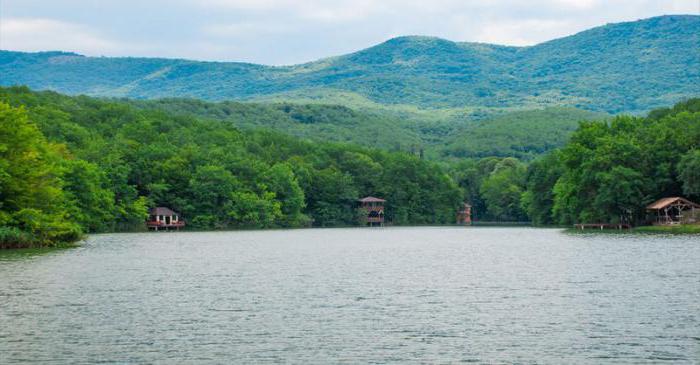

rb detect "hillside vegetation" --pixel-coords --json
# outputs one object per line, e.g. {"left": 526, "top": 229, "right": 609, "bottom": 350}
{"left": 1, "top": 87, "right": 697, "bottom": 247}
{"left": 1, "top": 15, "right": 697, "bottom": 114}
{"left": 127, "top": 98, "right": 423, "bottom": 150}
{"left": 441, "top": 107, "right": 608, "bottom": 160}
{"left": 124, "top": 96, "right": 604, "bottom": 159}
{"left": 524, "top": 99, "right": 700, "bottom": 225}
{"left": 0, "top": 86, "right": 462, "bottom": 247}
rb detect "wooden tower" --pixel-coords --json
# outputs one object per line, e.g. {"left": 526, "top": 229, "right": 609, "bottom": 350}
{"left": 359, "top": 196, "right": 386, "bottom": 227}
{"left": 456, "top": 203, "right": 472, "bottom": 225}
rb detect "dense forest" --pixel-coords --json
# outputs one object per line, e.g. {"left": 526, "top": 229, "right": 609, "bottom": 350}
{"left": 0, "top": 86, "right": 698, "bottom": 248}
{"left": 525, "top": 98, "right": 700, "bottom": 225}
{"left": 0, "top": 86, "right": 462, "bottom": 248}
{"left": 453, "top": 98, "right": 700, "bottom": 225}
{"left": 125, "top": 97, "right": 604, "bottom": 160}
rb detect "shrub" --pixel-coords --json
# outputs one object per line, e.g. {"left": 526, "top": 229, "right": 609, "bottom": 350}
{"left": 0, "top": 227, "right": 37, "bottom": 249}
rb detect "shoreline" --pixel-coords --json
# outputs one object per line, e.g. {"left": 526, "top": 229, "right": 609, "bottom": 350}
{"left": 0, "top": 241, "right": 81, "bottom": 256}
{"left": 565, "top": 225, "right": 700, "bottom": 235}
{"left": 3, "top": 224, "right": 699, "bottom": 251}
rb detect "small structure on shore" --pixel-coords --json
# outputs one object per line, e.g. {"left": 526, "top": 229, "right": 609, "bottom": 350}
{"left": 359, "top": 196, "right": 385, "bottom": 227}
{"left": 147, "top": 207, "right": 185, "bottom": 231}
{"left": 646, "top": 197, "right": 700, "bottom": 225}
{"left": 574, "top": 223, "right": 631, "bottom": 230}
{"left": 456, "top": 203, "right": 472, "bottom": 225}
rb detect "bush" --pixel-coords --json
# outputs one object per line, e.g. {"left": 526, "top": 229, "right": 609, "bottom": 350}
{"left": 0, "top": 227, "right": 37, "bottom": 249}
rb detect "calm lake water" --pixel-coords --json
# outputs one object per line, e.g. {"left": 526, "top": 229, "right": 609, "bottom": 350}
{"left": 0, "top": 227, "right": 698, "bottom": 364}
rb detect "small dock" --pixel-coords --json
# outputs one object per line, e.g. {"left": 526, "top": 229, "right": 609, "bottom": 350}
{"left": 574, "top": 223, "right": 631, "bottom": 230}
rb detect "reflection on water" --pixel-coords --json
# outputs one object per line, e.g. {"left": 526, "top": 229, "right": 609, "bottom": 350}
{"left": 0, "top": 228, "right": 698, "bottom": 363}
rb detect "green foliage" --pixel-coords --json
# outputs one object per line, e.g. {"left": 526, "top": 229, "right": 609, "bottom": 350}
{"left": 123, "top": 96, "right": 607, "bottom": 162}
{"left": 62, "top": 159, "right": 117, "bottom": 232}
{"left": 0, "top": 86, "right": 464, "bottom": 236}
{"left": 305, "top": 168, "right": 358, "bottom": 227}
{"left": 0, "top": 102, "right": 84, "bottom": 246}
{"left": 128, "top": 98, "right": 423, "bottom": 151}
{"left": 0, "top": 226, "right": 37, "bottom": 249}
{"left": 521, "top": 152, "right": 564, "bottom": 225}
{"left": 449, "top": 157, "right": 527, "bottom": 222}
{"left": 449, "top": 98, "right": 700, "bottom": 226}
{"left": 479, "top": 158, "right": 527, "bottom": 221}
{"left": 441, "top": 108, "right": 607, "bottom": 160}
{"left": 263, "top": 163, "right": 308, "bottom": 227}
{"left": 226, "top": 191, "right": 282, "bottom": 229}
{"left": 540, "top": 98, "right": 700, "bottom": 225}
{"left": 1, "top": 16, "right": 697, "bottom": 114}
{"left": 633, "top": 225, "right": 700, "bottom": 234}
{"left": 678, "top": 150, "right": 700, "bottom": 198}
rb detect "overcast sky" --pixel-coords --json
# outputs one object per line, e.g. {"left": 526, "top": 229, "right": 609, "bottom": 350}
{"left": 0, "top": 0, "right": 697, "bottom": 65}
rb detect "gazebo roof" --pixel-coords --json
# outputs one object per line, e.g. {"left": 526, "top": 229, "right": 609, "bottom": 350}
{"left": 646, "top": 197, "right": 700, "bottom": 210}
{"left": 358, "top": 196, "right": 386, "bottom": 203}
{"left": 149, "top": 207, "right": 179, "bottom": 216}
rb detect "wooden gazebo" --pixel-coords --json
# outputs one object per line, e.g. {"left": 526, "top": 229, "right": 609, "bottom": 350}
{"left": 359, "top": 196, "right": 385, "bottom": 227}
{"left": 456, "top": 203, "right": 472, "bottom": 225}
{"left": 146, "top": 207, "right": 185, "bottom": 231}
{"left": 646, "top": 197, "right": 700, "bottom": 225}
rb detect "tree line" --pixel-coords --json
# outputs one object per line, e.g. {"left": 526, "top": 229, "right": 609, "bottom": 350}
{"left": 0, "top": 86, "right": 697, "bottom": 248}
{"left": 449, "top": 98, "right": 700, "bottom": 225}
{"left": 0, "top": 86, "right": 462, "bottom": 248}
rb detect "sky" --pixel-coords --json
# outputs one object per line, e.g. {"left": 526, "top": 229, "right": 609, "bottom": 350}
{"left": 0, "top": 0, "right": 697, "bottom": 65}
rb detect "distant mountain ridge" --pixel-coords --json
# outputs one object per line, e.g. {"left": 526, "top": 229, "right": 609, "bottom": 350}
{"left": 1, "top": 15, "right": 698, "bottom": 113}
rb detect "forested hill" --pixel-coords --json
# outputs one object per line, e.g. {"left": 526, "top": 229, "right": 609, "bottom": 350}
{"left": 1, "top": 86, "right": 697, "bottom": 248}
{"left": 0, "top": 86, "right": 462, "bottom": 247}
{"left": 124, "top": 96, "right": 605, "bottom": 159}
{"left": 1, "top": 15, "right": 698, "bottom": 114}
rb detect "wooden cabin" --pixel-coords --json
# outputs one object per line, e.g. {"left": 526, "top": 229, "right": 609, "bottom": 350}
{"left": 456, "top": 203, "right": 472, "bottom": 225}
{"left": 147, "top": 207, "right": 185, "bottom": 231}
{"left": 646, "top": 197, "right": 700, "bottom": 225}
{"left": 359, "top": 196, "right": 385, "bottom": 227}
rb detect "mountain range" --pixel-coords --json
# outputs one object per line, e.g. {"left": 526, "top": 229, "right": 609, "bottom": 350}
{"left": 0, "top": 15, "right": 698, "bottom": 161}
{"left": 1, "top": 15, "right": 698, "bottom": 115}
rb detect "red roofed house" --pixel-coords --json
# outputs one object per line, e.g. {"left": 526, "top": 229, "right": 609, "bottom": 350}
{"left": 359, "top": 196, "right": 385, "bottom": 227}
{"left": 646, "top": 197, "right": 700, "bottom": 225}
{"left": 147, "top": 207, "right": 185, "bottom": 231}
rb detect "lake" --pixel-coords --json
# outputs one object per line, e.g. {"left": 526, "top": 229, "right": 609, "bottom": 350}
{"left": 0, "top": 227, "right": 698, "bottom": 364}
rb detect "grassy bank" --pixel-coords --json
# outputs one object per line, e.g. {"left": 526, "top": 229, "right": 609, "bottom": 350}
{"left": 632, "top": 225, "right": 700, "bottom": 234}
{"left": 0, "top": 242, "right": 80, "bottom": 258}
{"left": 566, "top": 224, "right": 700, "bottom": 235}
{"left": 0, "top": 227, "right": 83, "bottom": 250}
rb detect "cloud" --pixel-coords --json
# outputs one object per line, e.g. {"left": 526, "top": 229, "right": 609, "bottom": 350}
{"left": 196, "top": 0, "right": 384, "bottom": 22}
{"left": 1, "top": 0, "right": 698, "bottom": 64}
{"left": 473, "top": 19, "right": 574, "bottom": 46}
{"left": 203, "top": 22, "right": 292, "bottom": 38}
{"left": 0, "top": 18, "right": 121, "bottom": 54}
{"left": 552, "top": 0, "right": 601, "bottom": 9}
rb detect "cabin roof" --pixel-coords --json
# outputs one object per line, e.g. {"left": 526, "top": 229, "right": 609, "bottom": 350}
{"left": 149, "top": 207, "right": 179, "bottom": 216}
{"left": 646, "top": 197, "right": 700, "bottom": 210}
{"left": 358, "top": 196, "right": 386, "bottom": 203}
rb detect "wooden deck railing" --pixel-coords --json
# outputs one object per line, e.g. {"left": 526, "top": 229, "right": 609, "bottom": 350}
{"left": 146, "top": 221, "right": 185, "bottom": 227}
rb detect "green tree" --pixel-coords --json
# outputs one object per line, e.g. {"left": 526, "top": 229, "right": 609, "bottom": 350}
{"left": 263, "top": 163, "right": 308, "bottom": 227}
{"left": 678, "top": 150, "right": 700, "bottom": 198}
{"left": 307, "top": 168, "right": 358, "bottom": 226}
{"left": 62, "top": 159, "right": 117, "bottom": 232}
{"left": 522, "top": 152, "right": 564, "bottom": 225}
{"left": 188, "top": 165, "right": 240, "bottom": 228}
{"left": 225, "top": 191, "right": 282, "bottom": 228}
{"left": 479, "top": 158, "right": 527, "bottom": 221}
{"left": 0, "top": 102, "right": 81, "bottom": 246}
